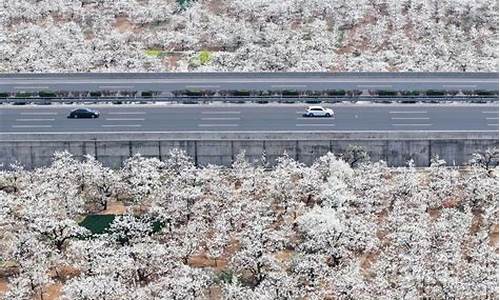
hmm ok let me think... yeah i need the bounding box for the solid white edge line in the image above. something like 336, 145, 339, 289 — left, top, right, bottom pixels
482, 111, 499, 114
185, 85, 221, 88
486, 117, 499, 120
487, 124, 499, 126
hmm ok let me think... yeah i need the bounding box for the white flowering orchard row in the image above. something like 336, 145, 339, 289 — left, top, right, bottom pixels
0, 150, 497, 299
0, 0, 497, 72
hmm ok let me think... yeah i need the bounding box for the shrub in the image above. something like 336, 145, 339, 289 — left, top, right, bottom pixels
199, 50, 212, 65
0, 92, 9, 98
15, 92, 32, 98
401, 90, 420, 96
39, 91, 56, 98
475, 90, 498, 96
231, 90, 251, 97
376, 90, 398, 96
282, 90, 299, 96
90, 91, 101, 97
425, 89, 446, 96
326, 89, 346, 96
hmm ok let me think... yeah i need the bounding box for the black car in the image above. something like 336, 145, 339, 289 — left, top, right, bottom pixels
68, 108, 100, 119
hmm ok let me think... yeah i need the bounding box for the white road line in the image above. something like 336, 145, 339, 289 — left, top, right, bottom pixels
296, 117, 333, 120
20, 112, 58, 115
487, 124, 499, 127
12, 125, 53, 128
486, 117, 499, 120
200, 117, 241, 121
185, 85, 220, 89
198, 124, 239, 127
13, 86, 49, 89
108, 112, 146, 115
98, 85, 135, 89
101, 124, 142, 128
105, 118, 145, 121
296, 124, 335, 127
391, 117, 430, 120
389, 111, 427, 114
271, 85, 307, 88
392, 123, 432, 126
482, 111, 499, 114
15, 118, 55, 121
201, 111, 241, 114
357, 85, 392, 88
442, 84, 477, 88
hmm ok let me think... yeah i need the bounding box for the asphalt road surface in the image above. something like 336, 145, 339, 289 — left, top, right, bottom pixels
0, 104, 498, 133
0, 73, 497, 93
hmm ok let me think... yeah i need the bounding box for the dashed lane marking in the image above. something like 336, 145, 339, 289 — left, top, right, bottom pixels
101, 124, 142, 128
391, 117, 430, 120
12, 125, 52, 128
20, 112, 58, 115
198, 124, 239, 127
108, 112, 146, 115
15, 118, 55, 121
392, 123, 432, 126
201, 111, 240, 114
296, 124, 335, 127
389, 111, 427, 114
200, 117, 241, 121
105, 118, 145, 121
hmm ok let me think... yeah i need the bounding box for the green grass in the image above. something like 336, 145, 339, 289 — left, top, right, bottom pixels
145, 49, 164, 57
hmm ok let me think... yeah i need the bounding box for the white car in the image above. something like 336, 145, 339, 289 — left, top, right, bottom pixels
303, 106, 334, 117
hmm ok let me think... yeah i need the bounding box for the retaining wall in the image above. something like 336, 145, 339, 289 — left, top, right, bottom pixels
0, 132, 497, 169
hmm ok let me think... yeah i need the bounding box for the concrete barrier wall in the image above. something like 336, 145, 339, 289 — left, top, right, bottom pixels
0, 132, 497, 169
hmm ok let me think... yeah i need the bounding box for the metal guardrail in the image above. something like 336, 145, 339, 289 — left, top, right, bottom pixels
0, 95, 498, 104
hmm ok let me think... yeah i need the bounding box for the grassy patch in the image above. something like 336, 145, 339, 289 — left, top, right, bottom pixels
145, 49, 164, 58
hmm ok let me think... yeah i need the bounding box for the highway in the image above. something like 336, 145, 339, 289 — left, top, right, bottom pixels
0, 104, 498, 133
0, 72, 498, 93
